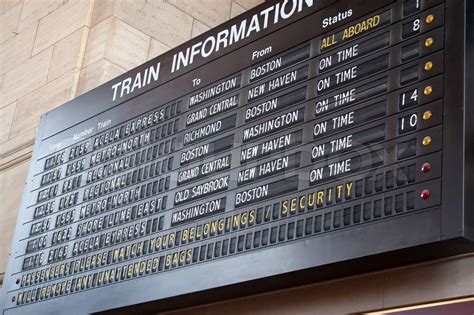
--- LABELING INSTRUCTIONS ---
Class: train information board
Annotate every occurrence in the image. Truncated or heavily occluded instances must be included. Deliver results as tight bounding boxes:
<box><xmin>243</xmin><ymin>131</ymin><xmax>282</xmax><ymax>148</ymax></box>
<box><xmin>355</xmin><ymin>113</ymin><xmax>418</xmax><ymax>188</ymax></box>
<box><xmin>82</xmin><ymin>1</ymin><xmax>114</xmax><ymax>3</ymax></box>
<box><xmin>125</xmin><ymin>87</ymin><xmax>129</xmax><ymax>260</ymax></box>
<box><xmin>1</xmin><ymin>0</ymin><xmax>473</xmax><ymax>314</ymax></box>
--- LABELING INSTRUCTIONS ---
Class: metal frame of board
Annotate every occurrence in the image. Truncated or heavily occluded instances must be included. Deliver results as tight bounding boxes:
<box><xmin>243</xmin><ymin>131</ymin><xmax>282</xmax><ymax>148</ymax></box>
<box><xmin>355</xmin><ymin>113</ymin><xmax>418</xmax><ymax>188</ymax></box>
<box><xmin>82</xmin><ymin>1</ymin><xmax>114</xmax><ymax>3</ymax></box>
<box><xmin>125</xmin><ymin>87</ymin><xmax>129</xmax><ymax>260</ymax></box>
<box><xmin>1</xmin><ymin>0</ymin><xmax>472</xmax><ymax>314</ymax></box>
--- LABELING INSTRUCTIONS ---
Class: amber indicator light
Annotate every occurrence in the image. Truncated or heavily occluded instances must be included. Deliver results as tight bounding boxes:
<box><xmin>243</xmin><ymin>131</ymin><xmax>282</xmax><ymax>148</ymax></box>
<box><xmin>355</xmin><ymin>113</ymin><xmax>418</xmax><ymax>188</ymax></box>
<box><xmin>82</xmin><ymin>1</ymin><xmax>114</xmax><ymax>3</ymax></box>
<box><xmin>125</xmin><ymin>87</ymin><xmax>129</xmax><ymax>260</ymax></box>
<box><xmin>425</xmin><ymin>61</ymin><xmax>433</xmax><ymax>71</ymax></box>
<box><xmin>422</xmin><ymin>136</ymin><xmax>432</xmax><ymax>146</ymax></box>
<box><xmin>423</xmin><ymin>111</ymin><xmax>433</xmax><ymax>120</ymax></box>
<box><xmin>424</xmin><ymin>86</ymin><xmax>433</xmax><ymax>95</ymax></box>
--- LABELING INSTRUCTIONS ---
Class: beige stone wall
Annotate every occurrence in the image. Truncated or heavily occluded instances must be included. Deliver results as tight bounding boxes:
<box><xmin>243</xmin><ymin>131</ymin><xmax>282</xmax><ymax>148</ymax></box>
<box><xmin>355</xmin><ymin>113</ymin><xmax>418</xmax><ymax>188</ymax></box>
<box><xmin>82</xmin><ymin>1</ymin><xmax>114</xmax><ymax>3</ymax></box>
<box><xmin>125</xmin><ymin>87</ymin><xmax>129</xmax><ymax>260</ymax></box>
<box><xmin>0</xmin><ymin>1</ymin><xmax>472</xmax><ymax>314</ymax></box>
<box><xmin>163</xmin><ymin>255</ymin><xmax>474</xmax><ymax>315</ymax></box>
<box><xmin>0</xmin><ymin>0</ymin><xmax>264</xmax><ymax>285</ymax></box>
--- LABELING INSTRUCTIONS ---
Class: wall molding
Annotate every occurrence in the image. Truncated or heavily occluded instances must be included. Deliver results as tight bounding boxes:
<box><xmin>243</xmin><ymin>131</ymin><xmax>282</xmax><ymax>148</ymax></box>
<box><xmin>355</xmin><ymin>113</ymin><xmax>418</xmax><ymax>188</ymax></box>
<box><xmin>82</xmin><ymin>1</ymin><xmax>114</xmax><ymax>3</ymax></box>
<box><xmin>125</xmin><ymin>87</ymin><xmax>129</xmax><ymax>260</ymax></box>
<box><xmin>0</xmin><ymin>140</ymin><xmax>34</xmax><ymax>172</ymax></box>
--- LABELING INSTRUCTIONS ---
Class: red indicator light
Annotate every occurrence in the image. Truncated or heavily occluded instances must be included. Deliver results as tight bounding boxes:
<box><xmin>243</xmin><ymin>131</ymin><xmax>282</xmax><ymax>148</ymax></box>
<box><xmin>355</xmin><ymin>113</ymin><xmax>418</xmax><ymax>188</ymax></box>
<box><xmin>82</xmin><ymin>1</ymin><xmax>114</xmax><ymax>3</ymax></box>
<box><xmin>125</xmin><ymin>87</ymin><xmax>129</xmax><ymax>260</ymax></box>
<box><xmin>421</xmin><ymin>189</ymin><xmax>431</xmax><ymax>200</ymax></box>
<box><xmin>421</xmin><ymin>163</ymin><xmax>431</xmax><ymax>173</ymax></box>
<box><xmin>15</xmin><ymin>279</ymin><xmax>20</xmax><ymax>285</ymax></box>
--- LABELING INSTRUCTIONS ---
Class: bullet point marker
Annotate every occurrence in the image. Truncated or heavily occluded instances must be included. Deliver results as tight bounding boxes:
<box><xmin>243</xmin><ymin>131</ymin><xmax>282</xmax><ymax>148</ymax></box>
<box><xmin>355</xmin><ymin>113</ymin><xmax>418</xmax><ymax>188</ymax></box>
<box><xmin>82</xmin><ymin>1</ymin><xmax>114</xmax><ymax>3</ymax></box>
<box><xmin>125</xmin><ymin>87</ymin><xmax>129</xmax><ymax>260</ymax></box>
<box><xmin>421</xmin><ymin>163</ymin><xmax>431</xmax><ymax>173</ymax></box>
<box><xmin>424</xmin><ymin>86</ymin><xmax>433</xmax><ymax>95</ymax></box>
<box><xmin>425</xmin><ymin>61</ymin><xmax>433</xmax><ymax>71</ymax></box>
<box><xmin>422</xmin><ymin>136</ymin><xmax>432</xmax><ymax>146</ymax></box>
<box><xmin>423</xmin><ymin>111</ymin><xmax>432</xmax><ymax>120</ymax></box>
<box><xmin>421</xmin><ymin>189</ymin><xmax>431</xmax><ymax>200</ymax></box>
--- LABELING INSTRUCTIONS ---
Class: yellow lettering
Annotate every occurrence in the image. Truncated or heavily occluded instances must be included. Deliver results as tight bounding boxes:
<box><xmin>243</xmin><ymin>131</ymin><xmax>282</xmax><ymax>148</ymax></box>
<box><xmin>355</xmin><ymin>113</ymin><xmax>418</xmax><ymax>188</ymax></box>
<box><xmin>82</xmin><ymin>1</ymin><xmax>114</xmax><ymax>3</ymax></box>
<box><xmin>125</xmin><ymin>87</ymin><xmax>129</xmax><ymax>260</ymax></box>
<box><xmin>84</xmin><ymin>275</ymin><xmax>90</xmax><ymax>289</ymax></box>
<box><xmin>103</xmin><ymin>270</ymin><xmax>110</xmax><ymax>284</ymax></box>
<box><xmin>137</xmin><ymin>242</ymin><xmax>144</xmax><ymax>256</ymax></box>
<box><xmin>162</xmin><ymin>234</ymin><xmax>168</xmax><ymax>248</ymax></box>
<box><xmin>233</xmin><ymin>214</ymin><xmax>240</xmax><ymax>229</ymax></box>
<box><xmin>98</xmin><ymin>271</ymin><xmax>104</xmax><ymax>285</ymax></box>
<box><xmin>152</xmin><ymin>257</ymin><xmax>159</xmax><ymax>271</ymax></box>
<box><xmin>210</xmin><ymin>220</ymin><xmax>218</xmax><ymax>235</ymax></box>
<box><xmin>317</xmin><ymin>191</ymin><xmax>324</xmax><ymax>206</ymax></box>
<box><xmin>133</xmin><ymin>262</ymin><xmax>139</xmax><ymax>276</ymax></box>
<box><xmin>66</xmin><ymin>280</ymin><xmax>71</xmax><ymax>293</ymax></box>
<box><xmin>131</xmin><ymin>243</ymin><xmax>137</xmax><ymax>257</ymax></box>
<box><xmin>196</xmin><ymin>225</ymin><xmax>202</xmax><ymax>239</ymax></box>
<box><xmin>342</xmin><ymin>15</ymin><xmax>381</xmax><ymax>40</ymax></box>
<box><xmin>265</xmin><ymin>206</ymin><xmax>271</xmax><ymax>220</ymax></box>
<box><xmin>82</xmin><ymin>276</ymin><xmax>87</xmax><ymax>290</ymax></box>
<box><xmin>182</xmin><ymin>228</ymin><xmax>188</xmax><ymax>242</ymax></box>
<box><xmin>109</xmin><ymin>269</ymin><xmax>116</xmax><ymax>283</ymax></box>
<box><xmin>85</xmin><ymin>257</ymin><xmax>91</xmax><ymax>270</ymax></box>
<box><xmin>225</xmin><ymin>216</ymin><xmax>232</xmax><ymax>230</ymax></box>
<box><xmin>59</xmin><ymin>281</ymin><xmax>65</xmax><ymax>294</ymax></box>
<box><xmin>290</xmin><ymin>198</ymin><xmax>297</xmax><ymax>214</ymax></box>
<box><xmin>346</xmin><ymin>182</ymin><xmax>353</xmax><ymax>199</ymax></box>
<box><xmin>321</xmin><ymin>35</ymin><xmax>337</xmax><ymax>49</ymax></box>
<box><xmin>118</xmin><ymin>247</ymin><xmax>124</xmax><ymax>261</ymax></box>
<box><xmin>189</xmin><ymin>227</ymin><xmax>195</xmax><ymax>241</ymax></box>
<box><xmin>186</xmin><ymin>249</ymin><xmax>192</xmax><ymax>263</ymax></box>
<box><xmin>282</xmin><ymin>200</ymin><xmax>289</xmax><ymax>215</ymax></box>
<box><xmin>218</xmin><ymin>219</ymin><xmax>225</xmax><ymax>232</ymax></box>
<box><xmin>179</xmin><ymin>250</ymin><xmax>186</xmax><ymax>265</ymax></box>
<box><xmin>241</xmin><ymin>212</ymin><xmax>248</xmax><ymax>226</ymax></box>
<box><xmin>61</xmin><ymin>281</ymin><xmax>67</xmax><ymax>295</ymax></box>
<box><xmin>149</xmin><ymin>238</ymin><xmax>156</xmax><ymax>251</ymax></box>
<box><xmin>336</xmin><ymin>184</ymin><xmax>343</xmax><ymax>200</ymax></box>
<box><xmin>168</xmin><ymin>232</ymin><xmax>175</xmax><ymax>247</ymax></box>
<box><xmin>299</xmin><ymin>195</ymin><xmax>306</xmax><ymax>211</ymax></box>
<box><xmin>249</xmin><ymin>209</ymin><xmax>256</xmax><ymax>225</ymax></box>
<box><xmin>203</xmin><ymin>223</ymin><xmax>210</xmax><ymax>237</ymax></box>
<box><xmin>125</xmin><ymin>245</ymin><xmax>131</xmax><ymax>259</ymax></box>
<box><xmin>367</xmin><ymin>17</ymin><xmax>374</xmax><ymax>28</ymax></box>
<box><xmin>18</xmin><ymin>292</ymin><xmax>24</xmax><ymax>304</ymax></box>
<box><xmin>155</xmin><ymin>236</ymin><xmax>162</xmax><ymax>250</ymax></box>
<box><xmin>172</xmin><ymin>252</ymin><xmax>179</xmax><ymax>267</ymax></box>
<box><xmin>116</xmin><ymin>267</ymin><xmax>122</xmax><ymax>281</ymax></box>
<box><xmin>327</xmin><ymin>187</ymin><xmax>333</xmax><ymax>203</ymax></box>
<box><xmin>139</xmin><ymin>261</ymin><xmax>146</xmax><ymax>275</ymax></box>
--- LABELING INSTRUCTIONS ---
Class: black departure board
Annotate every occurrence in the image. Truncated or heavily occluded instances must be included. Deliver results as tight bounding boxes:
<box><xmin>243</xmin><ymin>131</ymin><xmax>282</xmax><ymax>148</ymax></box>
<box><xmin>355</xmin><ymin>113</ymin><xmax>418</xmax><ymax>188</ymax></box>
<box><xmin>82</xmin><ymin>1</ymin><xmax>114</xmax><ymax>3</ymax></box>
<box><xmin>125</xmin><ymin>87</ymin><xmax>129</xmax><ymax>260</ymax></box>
<box><xmin>1</xmin><ymin>0</ymin><xmax>473</xmax><ymax>314</ymax></box>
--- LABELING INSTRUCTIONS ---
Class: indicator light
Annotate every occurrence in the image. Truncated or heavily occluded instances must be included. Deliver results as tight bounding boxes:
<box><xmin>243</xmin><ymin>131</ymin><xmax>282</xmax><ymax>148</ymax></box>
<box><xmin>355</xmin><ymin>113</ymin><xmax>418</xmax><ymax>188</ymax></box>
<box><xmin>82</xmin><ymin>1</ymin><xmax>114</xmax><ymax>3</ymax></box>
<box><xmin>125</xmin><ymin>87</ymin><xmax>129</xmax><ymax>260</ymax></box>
<box><xmin>422</xmin><ymin>136</ymin><xmax>432</xmax><ymax>146</ymax></box>
<box><xmin>425</xmin><ymin>37</ymin><xmax>434</xmax><ymax>47</ymax></box>
<box><xmin>421</xmin><ymin>189</ymin><xmax>431</xmax><ymax>200</ymax></box>
<box><xmin>423</xmin><ymin>111</ymin><xmax>432</xmax><ymax>120</ymax></box>
<box><xmin>424</xmin><ymin>61</ymin><xmax>433</xmax><ymax>71</ymax></box>
<box><xmin>15</xmin><ymin>279</ymin><xmax>20</xmax><ymax>285</ymax></box>
<box><xmin>11</xmin><ymin>296</ymin><xmax>15</xmax><ymax>303</ymax></box>
<box><xmin>424</xmin><ymin>86</ymin><xmax>433</xmax><ymax>95</ymax></box>
<box><xmin>421</xmin><ymin>163</ymin><xmax>431</xmax><ymax>173</ymax></box>
<box><xmin>426</xmin><ymin>14</ymin><xmax>435</xmax><ymax>24</ymax></box>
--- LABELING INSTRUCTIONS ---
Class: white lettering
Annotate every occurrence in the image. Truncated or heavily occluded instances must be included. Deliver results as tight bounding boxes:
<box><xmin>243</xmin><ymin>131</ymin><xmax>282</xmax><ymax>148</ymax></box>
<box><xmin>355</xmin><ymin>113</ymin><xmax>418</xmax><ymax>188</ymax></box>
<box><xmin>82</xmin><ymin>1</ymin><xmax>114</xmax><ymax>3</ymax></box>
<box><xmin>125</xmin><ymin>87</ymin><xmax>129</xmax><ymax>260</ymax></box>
<box><xmin>171</xmin><ymin>0</ymin><xmax>314</xmax><ymax>73</ymax></box>
<box><xmin>111</xmin><ymin>63</ymin><xmax>160</xmax><ymax>101</ymax></box>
